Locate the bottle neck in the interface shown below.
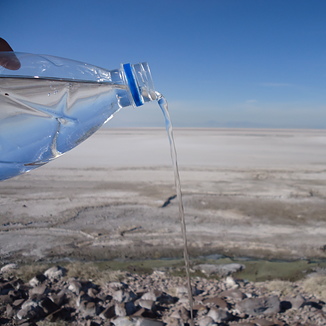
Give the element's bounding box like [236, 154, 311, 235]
[122, 62, 157, 108]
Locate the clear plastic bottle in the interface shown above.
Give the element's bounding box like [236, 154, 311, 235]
[0, 53, 157, 180]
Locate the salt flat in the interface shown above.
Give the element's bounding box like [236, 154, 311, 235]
[1, 128, 326, 262]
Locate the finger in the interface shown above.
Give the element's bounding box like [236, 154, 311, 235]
[0, 38, 21, 70]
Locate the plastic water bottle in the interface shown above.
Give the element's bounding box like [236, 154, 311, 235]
[0, 52, 157, 180]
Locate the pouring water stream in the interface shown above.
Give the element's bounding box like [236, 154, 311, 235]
[156, 92, 194, 326]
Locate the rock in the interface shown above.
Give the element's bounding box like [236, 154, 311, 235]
[109, 282, 128, 291]
[207, 307, 232, 322]
[135, 318, 165, 326]
[251, 319, 280, 326]
[111, 316, 135, 326]
[194, 263, 245, 276]
[12, 298, 25, 307]
[88, 287, 99, 298]
[39, 296, 59, 314]
[284, 294, 305, 309]
[170, 306, 190, 322]
[29, 283, 47, 296]
[6, 303, 15, 318]
[80, 300, 98, 317]
[202, 296, 228, 309]
[21, 299, 38, 310]
[132, 307, 157, 319]
[68, 279, 82, 294]
[0, 294, 13, 305]
[193, 303, 208, 317]
[125, 301, 138, 316]
[156, 292, 176, 304]
[138, 299, 155, 310]
[0, 281, 15, 294]
[49, 289, 66, 306]
[141, 290, 162, 301]
[162, 317, 183, 326]
[113, 289, 137, 303]
[229, 323, 256, 326]
[115, 301, 138, 317]
[0, 263, 17, 273]
[220, 289, 247, 301]
[225, 276, 239, 288]
[45, 307, 72, 322]
[44, 266, 65, 280]
[100, 304, 116, 319]
[17, 305, 44, 320]
[198, 316, 216, 326]
[235, 295, 281, 316]
[175, 286, 188, 297]
[29, 273, 47, 287]
[115, 302, 128, 317]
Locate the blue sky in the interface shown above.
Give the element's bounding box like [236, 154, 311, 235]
[1, 0, 326, 128]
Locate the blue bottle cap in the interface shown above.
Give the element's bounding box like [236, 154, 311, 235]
[123, 63, 143, 107]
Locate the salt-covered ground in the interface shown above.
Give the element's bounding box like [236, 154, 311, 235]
[1, 128, 326, 262]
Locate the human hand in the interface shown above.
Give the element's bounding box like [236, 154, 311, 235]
[0, 38, 21, 70]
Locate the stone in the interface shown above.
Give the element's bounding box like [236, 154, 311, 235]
[0, 281, 15, 294]
[88, 287, 99, 298]
[17, 305, 44, 320]
[138, 299, 155, 310]
[170, 306, 190, 322]
[135, 318, 165, 326]
[45, 307, 72, 322]
[49, 289, 66, 306]
[132, 307, 157, 319]
[225, 276, 239, 288]
[221, 289, 247, 301]
[6, 303, 15, 318]
[0, 294, 13, 305]
[100, 304, 116, 319]
[156, 292, 176, 304]
[68, 279, 82, 294]
[109, 282, 128, 291]
[202, 296, 228, 309]
[29, 274, 47, 287]
[115, 302, 127, 317]
[235, 295, 281, 316]
[39, 296, 59, 314]
[115, 301, 138, 317]
[229, 323, 256, 326]
[21, 299, 38, 310]
[198, 316, 216, 326]
[80, 300, 98, 317]
[76, 291, 90, 307]
[29, 283, 47, 296]
[113, 289, 137, 303]
[111, 316, 135, 326]
[141, 290, 162, 301]
[125, 301, 138, 316]
[0, 263, 17, 273]
[284, 294, 305, 310]
[175, 286, 188, 296]
[194, 263, 245, 276]
[207, 307, 232, 322]
[162, 317, 183, 326]
[12, 298, 25, 307]
[44, 266, 65, 280]
[251, 319, 279, 326]
[193, 303, 208, 317]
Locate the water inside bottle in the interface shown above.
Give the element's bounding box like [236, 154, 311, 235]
[0, 77, 128, 180]
[157, 92, 194, 326]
